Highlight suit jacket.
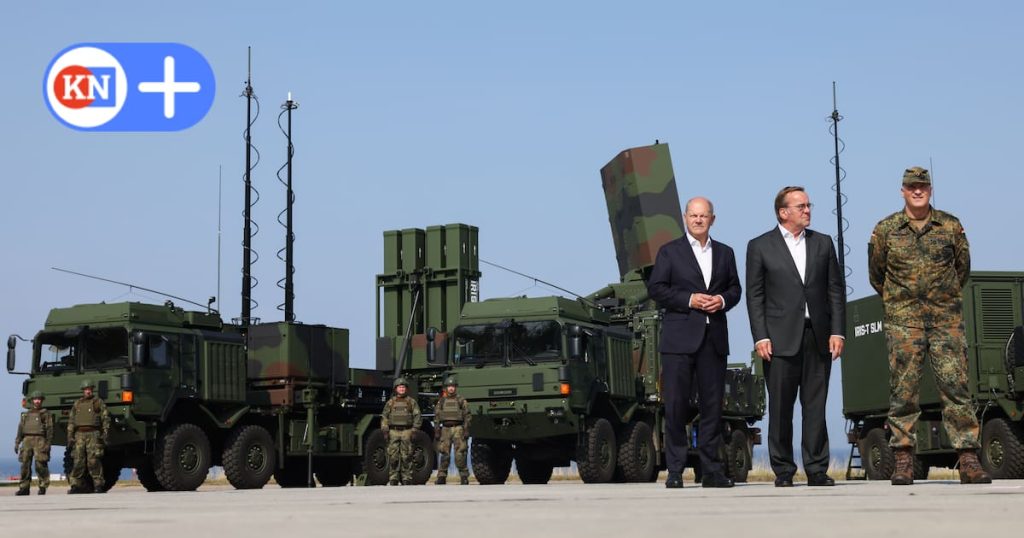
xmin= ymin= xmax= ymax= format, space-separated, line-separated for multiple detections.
xmin=745 ymin=227 xmax=846 ymax=357
xmin=647 ymin=236 xmax=742 ymax=355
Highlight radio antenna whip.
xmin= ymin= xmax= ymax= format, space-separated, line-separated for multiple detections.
xmin=240 ymin=46 xmax=262 ymax=326
xmin=481 ymin=259 xmax=599 ymax=309
xmin=277 ymin=93 xmax=299 ymax=322
xmin=52 ymin=267 xmax=216 ymax=313
xmin=829 ymin=82 xmax=852 ymax=297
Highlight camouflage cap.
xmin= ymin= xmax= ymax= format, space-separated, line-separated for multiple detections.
xmin=444 ymin=375 xmax=457 ymax=387
xmin=80 ymin=379 xmax=95 ymax=389
xmin=30 ymin=390 xmax=45 ymax=400
xmin=393 ymin=377 xmax=408 ymax=388
xmin=902 ymin=167 xmax=931 ymax=186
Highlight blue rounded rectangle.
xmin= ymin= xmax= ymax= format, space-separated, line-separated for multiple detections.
xmin=43 ymin=42 xmax=216 ymax=132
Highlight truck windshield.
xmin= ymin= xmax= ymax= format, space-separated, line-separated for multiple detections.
xmin=34 ymin=328 xmax=130 ymax=373
xmin=454 ymin=321 xmax=562 ymax=366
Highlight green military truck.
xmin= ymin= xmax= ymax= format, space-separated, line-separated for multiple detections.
xmin=5 ymin=223 xmax=481 ymax=491
xmin=440 ymin=143 xmax=766 ymax=484
xmin=842 ymin=271 xmax=1024 ymax=480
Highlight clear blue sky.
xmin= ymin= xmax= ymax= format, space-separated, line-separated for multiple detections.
xmin=2 ymin=1 xmax=1022 ymax=465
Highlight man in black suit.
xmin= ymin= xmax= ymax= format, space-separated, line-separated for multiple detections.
xmin=648 ymin=196 xmax=742 ymax=489
xmin=745 ymin=186 xmax=845 ymax=487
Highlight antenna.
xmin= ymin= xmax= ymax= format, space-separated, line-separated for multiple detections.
xmin=480 ymin=259 xmax=600 ymax=309
xmin=277 ymin=92 xmax=299 ymax=322
xmin=217 ymin=164 xmax=222 ymax=311
xmin=53 ymin=268 xmax=216 ymax=313
xmin=240 ymin=46 xmax=261 ymax=327
xmin=929 ymin=156 xmax=936 ymax=208
xmin=829 ymin=82 xmax=852 ymax=297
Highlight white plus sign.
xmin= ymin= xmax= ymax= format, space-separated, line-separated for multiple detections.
xmin=137 ymin=56 xmax=201 ymax=119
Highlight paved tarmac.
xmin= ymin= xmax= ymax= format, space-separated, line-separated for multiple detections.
xmin=2 ymin=479 xmax=1021 ymax=537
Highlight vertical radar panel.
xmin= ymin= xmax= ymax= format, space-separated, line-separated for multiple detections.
xmin=600 ymin=143 xmax=685 ymax=280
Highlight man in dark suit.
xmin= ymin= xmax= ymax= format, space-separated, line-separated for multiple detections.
xmin=745 ymin=186 xmax=845 ymax=487
xmin=648 ymin=196 xmax=742 ymax=489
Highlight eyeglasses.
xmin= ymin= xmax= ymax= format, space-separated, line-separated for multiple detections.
xmin=785 ymin=203 xmax=813 ymax=211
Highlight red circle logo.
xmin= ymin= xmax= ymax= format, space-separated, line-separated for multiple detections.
xmin=54 ymin=65 xmax=96 ymax=109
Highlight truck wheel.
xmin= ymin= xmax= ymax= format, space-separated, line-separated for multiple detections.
xmin=136 ymin=462 xmax=165 ymax=492
xmin=578 ymin=418 xmax=617 ymax=483
xmin=981 ymin=418 xmax=1024 ymax=479
xmin=316 ymin=458 xmax=353 ymax=487
xmin=223 ymin=424 xmax=276 ymax=489
xmin=273 ymin=458 xmax=311 ymax=488
xmin=407 ymin=429 xmax=436 ymax=485
xmin=516 ymin=457 xmax=553 ymax=484
xmin=617 ymin=421 xmax=655 ymax=482
xmin=471 ymin=440 xmax=512 ymax=484
xmin=153 ymin=423 xmax=211 ymax=491
xmin=859 ymin=427 xmax=894 ymax=480
xmin=362 ymin=429 xmax=389 ymax=485
xmin=913 ymin=456 xmax=930 ymax=480
xmin=63 ymin=450 xmax=120 ymax=492
xmin=726 ymin=429 xmax=751 ymax=483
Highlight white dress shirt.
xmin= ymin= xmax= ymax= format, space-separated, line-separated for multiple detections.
xmin=687 ymin=232 xmax=721 ymax=322
xmin=778 ymin=224 xmax=810 ymax=319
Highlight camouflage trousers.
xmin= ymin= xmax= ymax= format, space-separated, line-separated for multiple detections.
xmin=18 ymin=436 xmax=50 ymax=490
xmin=69 ymin=431 xmax=106 ymax=489
xmin=436 ymin=425 xmax=468 ymax=477
xmin=386 ymin=429 xmax=414 ymax=482
xmin=886 ymin=323 xmax=980 ymax=449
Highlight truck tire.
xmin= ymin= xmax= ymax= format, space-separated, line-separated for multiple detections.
xmin=362 ymin=429 xmax=389 ymax=485
xmin=136 ymin=462 xmax=165 ymax=492
xmin=578 ymin=418 xmax=617 ymax=483
xmin=63 ymin=450 xmax=120 ymax=492
xmin=153 ymin=423 xmax=211 ymax=491
xmin=981 ymin=418 xmax=1024 ymax=479
xmin=273 ymin=457 xmax=312 ymax=488
xmin=617 ymin=420 xmax=655 ymax=482
xmin=515 ymin=457 xmax=554 ymax=484
xmin=316 ymin=458 xmax=353 ymax=487
xmin=407 ymin=429 xmax=436 ymax=485
xmin=859 ymin=427 xmax=894 ymax=481
xmin=471 ymin=440 xmax=512 ymax=484
xmin=222 ymin=424 xmax=276 ymax=489
xmin=726 ymin=429 xmax=751 ymax=483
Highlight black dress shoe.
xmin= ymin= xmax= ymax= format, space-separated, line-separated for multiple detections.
xmin=774 ymin=476 xmax=794 ymax=487
xmin=807 ymin=472 xmax=835 ymax=486
xmin=701 ymin=472 xmax=734 ymax=488
xmin=664 ymin=472 xmax=683 ymax=489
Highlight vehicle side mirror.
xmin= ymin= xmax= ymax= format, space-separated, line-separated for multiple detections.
xmin=426 ymin=327 xmax=437 ymax=364
xmin=6 ymin=335 xmax=16 ymax=373
xmin=130 ymin=331 xmax=145 ymax=366
xmin=567 ymin=325 xmax=583 ymax=360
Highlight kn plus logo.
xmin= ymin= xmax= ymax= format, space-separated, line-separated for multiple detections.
xmin=44 ymin=43 xmax=215 ymax=131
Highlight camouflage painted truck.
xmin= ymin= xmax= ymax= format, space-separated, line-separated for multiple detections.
xmin=842 ymin=271 xmax=1024 ymax=480
xmin=4 ymin=223 xmax=480 ymax=491
xmin=438 ymin=143 xmax=766 ymax=484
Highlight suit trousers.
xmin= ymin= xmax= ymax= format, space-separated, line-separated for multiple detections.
xmin=662 ymin=332 xmax=727 ymax=475
xmin=764 ymin=323 xmax=831 ymax=478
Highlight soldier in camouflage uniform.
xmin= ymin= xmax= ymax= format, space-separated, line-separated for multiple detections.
xmin=433 ymin=376 xmax=471 ymax=485
xmin=868 ymin=166 xmax=991 ymax=485
xmin=67 ymin=379 xmax=111 ymax=493
xmin=380 ymin=377 xmax=421 ymax=485
xmin=15 ymin=391 xmax=54 ymax=495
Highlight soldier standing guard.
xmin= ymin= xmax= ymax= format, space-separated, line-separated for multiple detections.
xmin=380 ymin=377 xmax=421 ymax=485
xmin=868 ymin=166 xmax=991 ymax=485
xmin=67 ymin=379 xmax=111 ymax=494
xmin=434 ymin=376 xmax=471 ymax=485
xmin=15 ymin=391 xmax=54 ymax=495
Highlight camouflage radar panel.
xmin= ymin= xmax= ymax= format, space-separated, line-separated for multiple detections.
xmin=600 ymin=143 xmax=685 ymax=281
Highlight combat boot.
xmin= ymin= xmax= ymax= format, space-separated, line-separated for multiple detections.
xmin=460 ymin=476 xmax=469 ymax=485
xmin=38 ymin=487 xmax=46 ymax=495
xmin=388 ymin=479 xmax=400 ymax=486
xmin=15 ymin=488 xmax=29 ymax=496
xmin=436 ymin=474 xmax=447 ymax=485
xmin=68 ymin=486 xmax=84 ymax=494
xmin=958 ymin=450 xmax=992 ymax=484
xmin=891 ymin=447 xmax=914 ymax=485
